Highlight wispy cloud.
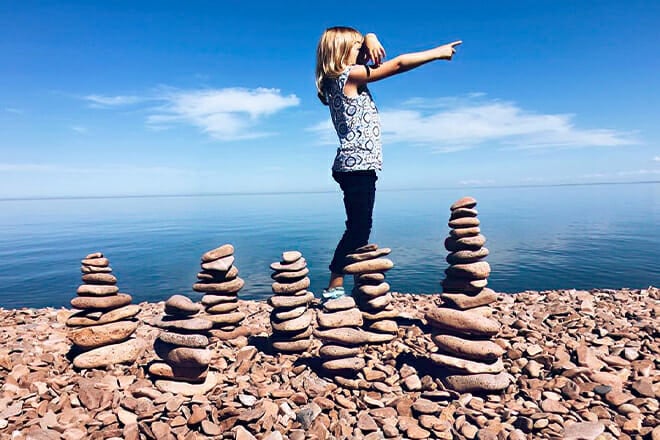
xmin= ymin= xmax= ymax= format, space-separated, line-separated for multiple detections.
xmin=147 ymin=88 xmax=300 ymax=140
xmin=653 ymin=156 xmax=660 ymax=162
xmin=71 ymin=125 xmax=87 ymax=134
xmin=309 ymin=94 xmax=638 ymax=151
xmin=4 ymin=107 xmax=24 ymax=114
xmin=84 ymin=94 xmax=143 ymax=108
xmin=83 ymin=87 xmax=300 ymax=140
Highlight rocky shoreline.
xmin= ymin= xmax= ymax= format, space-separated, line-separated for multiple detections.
xmin=0 ymin=287 xmax=658 ymax=440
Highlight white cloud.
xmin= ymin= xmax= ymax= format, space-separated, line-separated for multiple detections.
xmin=653 ymin=156 xmax=660 ymax=162
xmin=71 ymin=125 xmax=87 ymax=134
xmin=4 ymin=107 xmax=24 ymax=114
xmin=84 ymin=94 xmax=143 ymax=107
xmin=309 ymin=94 xmax=637 ymax=151
xmin=148 ymin=88 xmax=300 ymax=140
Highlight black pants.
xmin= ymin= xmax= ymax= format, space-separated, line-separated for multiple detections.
xmin=329 ymin=170 xmax=378 ymax=273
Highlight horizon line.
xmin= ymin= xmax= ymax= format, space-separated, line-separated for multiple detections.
xmin=1 ymin=179 xmax=658 ymax=203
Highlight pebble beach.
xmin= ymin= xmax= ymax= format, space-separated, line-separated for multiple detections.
xmin=1 ymin=287 xmax=658 ymax=440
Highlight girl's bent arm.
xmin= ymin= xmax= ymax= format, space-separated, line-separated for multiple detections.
xmin=349 ymin=40 xmax=462 ymax=85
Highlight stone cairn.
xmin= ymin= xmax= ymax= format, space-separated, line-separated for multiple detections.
xmin=150 ymin=295 xmax=218 ymax=396
xmin=344 ymin=243 xmax=399 ymax=343
xmin=67 ymin=252 xmax=142 ymax=369
xmin=314 ymin=295 xmax=367 ymax=379
xmin=268 ymin=251 xmax=314 ymax=353
xmin=426 ymin=196 xmax=510 ymax=393
xmin=193 ymin=244 xmax=246 ymax=340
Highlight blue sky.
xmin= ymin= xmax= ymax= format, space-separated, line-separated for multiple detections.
xmin=1 ymin=0 xmax=659 ymax=198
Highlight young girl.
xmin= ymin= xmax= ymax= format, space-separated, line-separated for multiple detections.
xmin=315 ymin=26 xmax=461 ymax=299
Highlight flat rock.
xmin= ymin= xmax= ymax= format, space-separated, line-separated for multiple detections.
xmin=158 ymin=331 xmax=209 ymax=348
xmin=81 ymin=273 xmax=117 ymax=285
xmin=433 ymin=334 xmax=504 ymax=361
xmin=344 ymin=258 xmax=394 ymax=274
xmin=152 ymin=317 xmax=213 ymax=332
xmin=271 ymin=310 xmax=313 ymax=332
xmin=73 ymin=338 xmax=143 ymax=369
xmin=322 ymin=356 xmax=365 ymax=372
xmin=201 ymin=244 xmax=234 ymax=262
xmin=67 ymin=304 xmax=141 ymax=326
xmin=362 ymin=307 xmax=400 ymax=320
xmin=365 ymin=292 xmax=392 ymax=309
xmin=563 ymin=422 xmax=605 ymax=440
xmin=206 ymin=311 xmax=246 ymax=326
xmin=81 ymin=257 xmax=109 ymax=267
xmin=445 ymin=235 xmax=487 ymax=252
xmin=85 ymin=252 xmax=103 ymax=259
xmin=448 ymin=217 xmax=480 ymax=228
xmin=449 ymin=207 xmax=478 ymax=219
xmin=206 ymin=301 xmax=239 ymax=314
xmin=426 ymin=308 xmax=500 ymax=336
xmin=197 ymin=265 xmax=239 ymax=281
xmin=193 ymin=277 xmax=244 ymax=294
xmin=270 ymin=258 xmax=307 ymax=272
xmin=364 ymin=319 xmax=398 ymax=334
xmin=317 ymin=308 xmax=363 ymax=328
xmin=272 ymin=305 xmax=307 ymax=320
xmin=273 ymin=324 xmax=313 ymax=341
xmin=346 ymin=247 xmax=391 ymax=262
xmin=272 ymin=277 xmax=310 ymax=294
xmin=201 ymin=294 xmax=238 ymax=306
xmin=155 ymin=372 xmax=219 ymax=397
xmin=323 ymin=296 xmax=356 ymax=311
xmin=281 ymin=250 xmax=302 ymax=263
xmin=451 ymin=197 xmax=477 ymax=210
xmin=76 ymin=284 xmax=120 ymax=296
xmin=271 ymin=339 xmax=312 ymax=353
xmin=269 ymin=291 xmax=314 ymax=309
xmin=271 ymin=267 xmax=309 ymax=281
xmin=355 ymin=243 xmax=378 ymax=252
xmin=165 ymin=295 xmax=201 ymax=316
xmin=148 ymin=362 xmax=207 ymax=383
xmin=357 ymin=282 xmax=390 ymax=298
xmin=81 ymin=264 xmax=113 ymax=273
xmin=357 ymin=272 xmax=386 ymax=284
xmin=430 ymin=353 xmax=504 ymax=374
xmin=313 ymin=327 xmax=368 ymax=345
xmin=445 ymin=261 xmax=491 ymax=280
xmin=71 ymin=293 xmax=132 ymax=311
xmin=444 ymin=372 xmax=511 ymax=393
xmin=69 ymin=320 xmax=138 ymax=349
xmin=201 ymin=255 xmax=235 ymax=272
xmin=154 ymin=340 xmax=211 ymax=368
xmin=449 ymin=226 xmax=481 ymax=238
xmin=319 ymin=345 xmax=360 ymax=359
xmin=441 ymin=288 xmax=498 ymax=309
xmin=442 ymin=277 xmax=488 ymax=293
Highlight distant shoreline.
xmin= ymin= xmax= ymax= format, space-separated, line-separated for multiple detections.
xmin=1 ymin=179 xmax=658 ymax=203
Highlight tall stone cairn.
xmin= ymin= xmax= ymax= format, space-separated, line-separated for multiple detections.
xmin=150 ymin=295 xmax=218 ymax=396
xmin=314 ymin=296 xmax=367 ymax=378
xmin=426 ymin=196 xmax=510 ymax=393
xmin=66 ymin=252 xmax=142 ymax=369
xmin=268 ymin=251 xmax=314 ymax=353
xmin=193 ymin=244 xmax=246 ymax=340
xmin=344 ymin=243 xmax=398 ymax=343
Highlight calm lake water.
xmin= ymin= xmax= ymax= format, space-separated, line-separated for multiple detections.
xmin=1 ymin=182 xmax=658 ymax=309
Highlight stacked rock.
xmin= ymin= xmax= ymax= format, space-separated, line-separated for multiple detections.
xmin=344 ymin=244 xmax=398 ymax=343
xmin=150 ymin=295 xmax=218 ymax=396
xmin=314 ymin=296 xmax=367 ymax=377
xmin=67 ymin=252 xmax=142 ymax=369
xmin=193 ymin=244 xmax=246 ymax=340
xmin=268 ymin=251 xmax=314 ymax=353
xmin=426 ymin=196 xmax=509 ymax=393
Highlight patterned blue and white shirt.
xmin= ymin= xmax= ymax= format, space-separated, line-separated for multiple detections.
xmin=323 ymin=65 xmax=382 ymax=172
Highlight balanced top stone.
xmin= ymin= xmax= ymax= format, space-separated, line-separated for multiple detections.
xmin=450 ymin=196 xmax=477 ymax=211
xmin=281 ymin=250 xmax=302 ymax=263
xmin=346 ymin=247 xmax=391 ymax=262
xmin=164 ymin=295 xmax=201 ymax=316
xmin=85 ymin=252 xmax=103 ymax=259
xmin=355 ymin=243 xmax=378 ymax=253
xmin=201 ymin=244 xmax=234 ymax=263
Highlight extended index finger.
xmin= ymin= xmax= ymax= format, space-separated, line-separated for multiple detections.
xmin=450 ymin=40 xmax=463 ymax=47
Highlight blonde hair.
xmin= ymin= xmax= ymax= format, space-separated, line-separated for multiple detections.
xmin=315 ymin=26 xmax=363 ymax=105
